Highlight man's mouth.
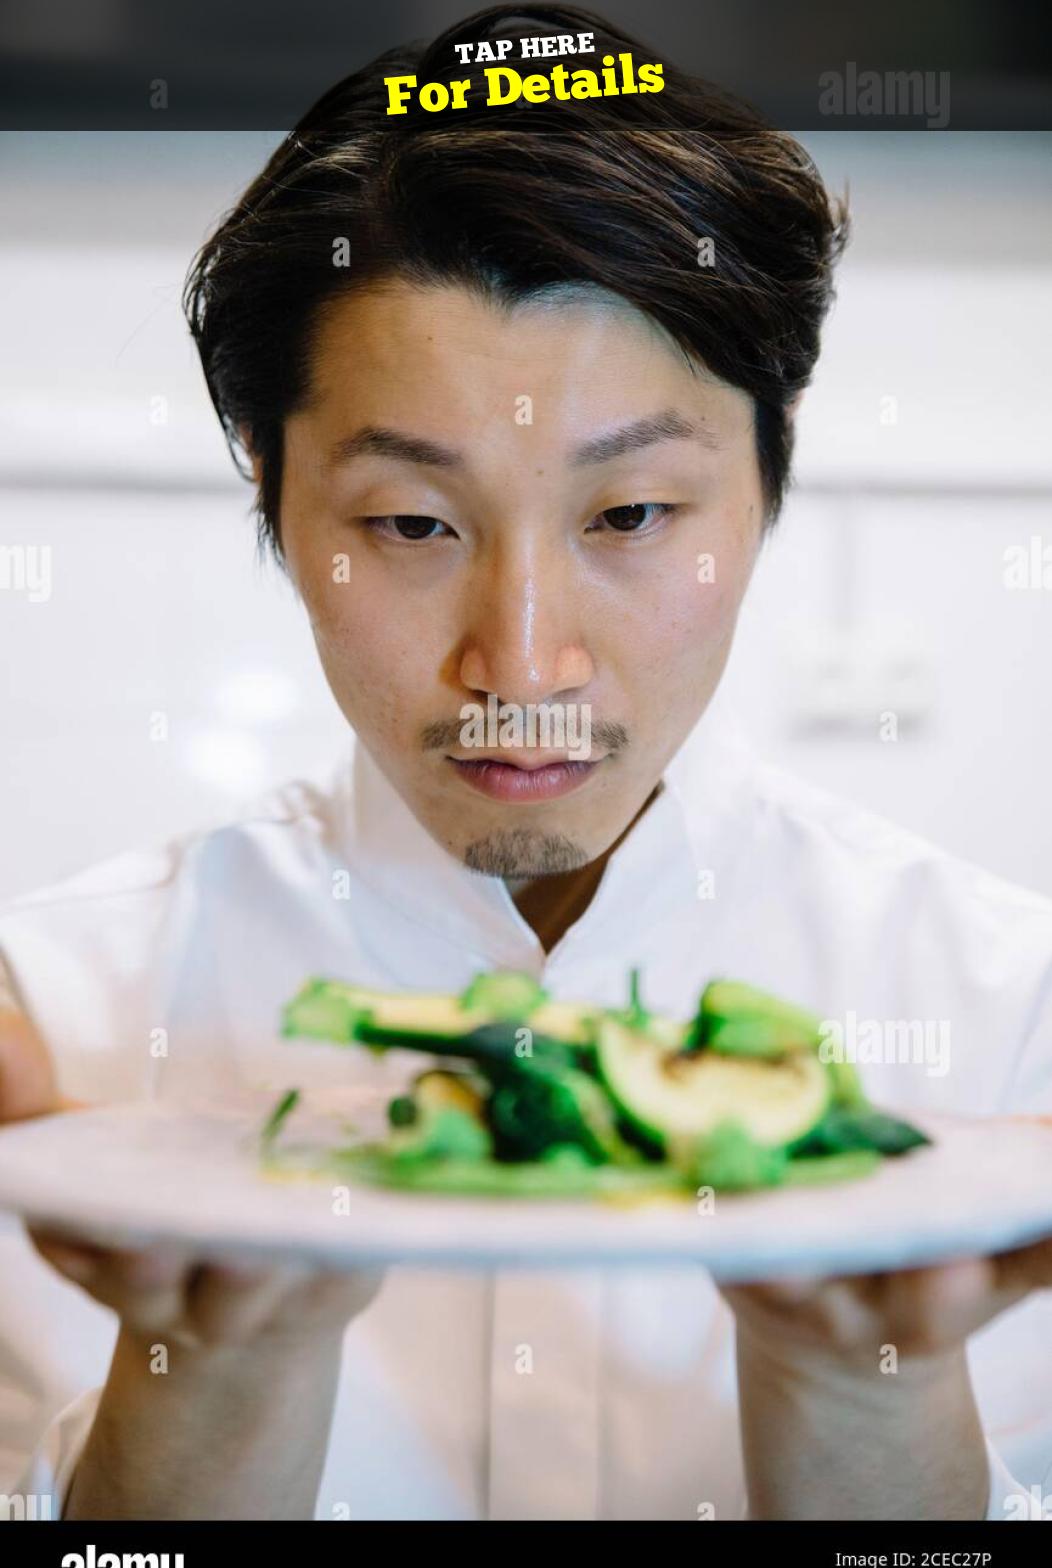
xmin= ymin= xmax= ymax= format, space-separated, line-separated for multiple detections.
xmin=445 ymin=753 xmax=603 ymax=802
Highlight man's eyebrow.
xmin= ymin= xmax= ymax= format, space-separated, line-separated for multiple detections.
xmin=571 ymin=409 xmax=720 ymax=466
xmin=325 ymin=409 xmax=719 ymax=474
xmin=325 ymin=426 xmax=463 ymax=471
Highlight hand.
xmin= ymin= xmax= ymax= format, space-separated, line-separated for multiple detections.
xmin=1 ymin=1000 xmax=384 ymax=1351
xmin=29 ymin=1231 xmax=385 ymax=1351
xmin=0 ymin=997 xmax=61 ymax=1121
xmin=719 ymin=1227 xmax=1052 ymax=1520
xmin=1 ymin=1000 xmax=384 ymax=1518
xmin=721 ymin=1234 xmax=1052 ymax=1370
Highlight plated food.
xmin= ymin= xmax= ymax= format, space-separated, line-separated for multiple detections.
xmin=265 ymin=970 xmax=930 ymax=1199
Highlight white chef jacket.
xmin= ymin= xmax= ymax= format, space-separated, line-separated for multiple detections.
xmin=2 ymin=709 xmax=1052 ymax=1522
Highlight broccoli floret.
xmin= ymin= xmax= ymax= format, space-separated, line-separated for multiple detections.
xmin=387 ymin=1069 xmax=493 ymax=1163
xmin=686 ymin=1122 xmax=789 ymax=1191
xmin=488 ymin=1069 xmax=599 ymax=1162
xmin=390 ymin=1106 xmax=493 ymax=1164
xmin=486 ymin=1065 xmax=641 ymax=1165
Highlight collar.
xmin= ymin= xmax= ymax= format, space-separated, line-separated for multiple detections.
xmin=334 ymin=702 xmax=759 ymax=972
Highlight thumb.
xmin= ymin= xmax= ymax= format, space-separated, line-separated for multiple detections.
xmin=993 ymin=1234 xmax=1052 ymax=1297
xmin=0 ymin=1005 xmax=59 ymax=1122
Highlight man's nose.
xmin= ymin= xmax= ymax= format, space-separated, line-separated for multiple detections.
xmin=458 ymin=547 xmax=593 ymax=705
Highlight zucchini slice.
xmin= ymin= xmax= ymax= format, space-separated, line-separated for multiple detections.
xmin=356 ymin=993 xmax=486 ymax=1042
xmin=282 ymin=978 xmax=484 ymax=1046
xmin=596 ymin=1016 xmax=831 ymax=1154
xmin=283 ymin=973 xmax=600 ymax=1050
xmin=280 ymin=977 xmax=378 ymax=1044
xmin=459 ymin=970 xmax=546 ymax=1018
xmin=458 ymin=972 xmax=602 ymax=1047
xmin=528 ymin=999 xmax=602 ymax=1046
xmin=685 ymin=978 xmax=823 ymax=1056
xmin=279 ymin=978 xmax=482 ymax=1041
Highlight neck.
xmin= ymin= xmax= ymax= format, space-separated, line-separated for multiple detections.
xmin=506 ymin=785 xmax=661 ymax=954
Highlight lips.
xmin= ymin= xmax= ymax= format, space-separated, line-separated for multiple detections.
xmin=449 ymin=750 xmax=593 ymax=771
xmin=447 ymin=755 xmax=602 ymax=802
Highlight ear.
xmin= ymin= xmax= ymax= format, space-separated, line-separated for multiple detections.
xmin=786 ymin=390 xmax=805 ymax=421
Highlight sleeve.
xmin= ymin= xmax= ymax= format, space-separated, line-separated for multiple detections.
xmin=12 ymin=1385 xmax=104 ymax=1519
xmin=0 ymin=950 xmax=112 ymax=1520
xmin=982 ymin=948 xmax=1052 ymax=1521
xmin=984 ymin=1435 xmax=1048 ymax=1521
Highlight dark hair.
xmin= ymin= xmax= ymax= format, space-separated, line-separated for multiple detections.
xmin=184 ymin=3 xmax=848 ymax=557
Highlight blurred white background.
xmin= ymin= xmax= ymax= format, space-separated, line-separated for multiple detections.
xmin=1 ymin=131 xmax=1050 ymax=900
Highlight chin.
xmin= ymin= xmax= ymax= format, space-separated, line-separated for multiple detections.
xmin=461 ymin=825 xmax=593 ymax=878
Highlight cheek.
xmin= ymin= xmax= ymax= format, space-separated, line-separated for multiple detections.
xmin=624 ymin=520 xmax=755 ymax=687
xmin=643 ymin=582 xmax=738 ymax=700
xmin=298 ymin=562 xmax=439 ymax=728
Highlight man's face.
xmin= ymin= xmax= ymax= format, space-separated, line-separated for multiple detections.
xmin=279 ymin=279 xmax=765 ymax=875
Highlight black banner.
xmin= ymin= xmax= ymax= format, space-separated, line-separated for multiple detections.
xmin=0 ymin=0 xmax=1051 ymax=130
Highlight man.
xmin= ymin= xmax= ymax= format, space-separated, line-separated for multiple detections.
xmin=2 ymin=3 xmax=1052 ymax=1522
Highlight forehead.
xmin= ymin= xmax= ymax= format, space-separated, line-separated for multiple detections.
xmin=300 ymin=278 xmax=752 ymax=443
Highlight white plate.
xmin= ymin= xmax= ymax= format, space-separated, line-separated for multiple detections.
xmin=0 ymin=1099 xmax=1051 ymax=1281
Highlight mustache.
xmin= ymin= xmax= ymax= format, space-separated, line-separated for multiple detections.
xmin=421 ymin=712 xmax=629 ymax=754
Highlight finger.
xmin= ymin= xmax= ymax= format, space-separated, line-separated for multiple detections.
xmin=79 ymin=1244 xmax=194 ymax=1335
xmin=30 ymin=1232 xmax=109 ymax=1285
xmin=721 ymin=1273 xmax=825 ymax=1311
xmin=992 ymin=1236 xmax=1052 ymax=1297
xmin=184 ymin=1260 xmax=312 ymax=1347
xmin=0 ymin=1007 xmax=58 ymax=1122
xmin=290 ymin=1266 xmax=389 ymax=1335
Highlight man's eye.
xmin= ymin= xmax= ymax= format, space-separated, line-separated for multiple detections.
xmin=363 ymin=515 xmax=450 ymax=542
xmin=588 ymin=502 xmax=676 ymax=534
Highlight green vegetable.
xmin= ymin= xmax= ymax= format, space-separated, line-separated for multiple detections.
xmin=261 ymin=1087 xmax=300 ymax=1146
xmin=702 ymin=1016 xmax=816 ymax=1060
xmin=687 ymin=1122 xmax=789 ymax=1191
xmin=487 ymin=1063 xmax=642 ymax=1166
xmin=685 ymin=981 xmax=871 ymax=1111
xmin=596 ymin=1016 xmax=831 ymax=1153
xmin=387 ymin=1094 xmax=417 ymax=1128
xmin=386 ymin=1070 xmax=493 ymax=1163
xmin=684 ymin=978 xmax=824 ymax=1056
xmin=459 ymin=970 xmax=547 ymax=1019
xmin=282 ymin=977 xmax=479 ymax=1046
xmin=783 ymin=1150 xmax=881 ymax=1185
xmin=390 ymin=1106 xmax=493 ymax=1164
xmin=625 ymin=967 xmax=649 ymax=1029
xmin=283 ymin=974 xmax=595 ymax=1070
xmin=272 ymin=968 xmax=933 ymax=1198
xmin=526 ymin=999 xmax=603 ymax=1047
xmin=453 ymin=1021 xmax=588 ymax=1075
xmin=280 ymin=980 xmax=376 ymax=1044
xmin=822 ymin=1055 xmax=870 ymax=1110
xmin=790 ymin=1106 xmax=931 ymax=1159
xmin=329 ymin=1147 xmax=690 ymax=1199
